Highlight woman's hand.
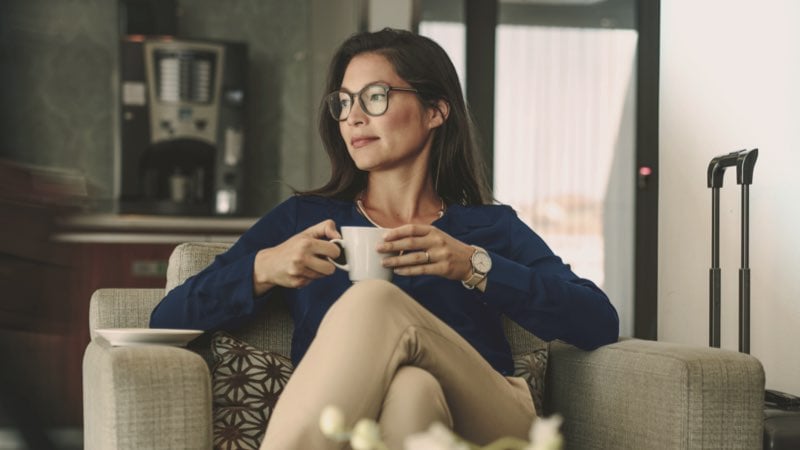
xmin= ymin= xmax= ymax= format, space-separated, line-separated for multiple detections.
xmin=378 ymin=224 xmax=474 ymax=282
xmin=253 ymin=220 xmax=342 ymax=295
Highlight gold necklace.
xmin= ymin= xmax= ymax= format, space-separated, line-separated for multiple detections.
xmin=356 ymin=194 xmax=445 ymax=229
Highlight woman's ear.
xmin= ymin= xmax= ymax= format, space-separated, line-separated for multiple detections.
xmin=428 ymin=99 xmax=450 ymax=129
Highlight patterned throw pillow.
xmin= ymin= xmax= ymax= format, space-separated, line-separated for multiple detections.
xmin=210 ymin=331 xmax=294 ymax=450
xmin=512 ymin=348 xmax=548 ymax=417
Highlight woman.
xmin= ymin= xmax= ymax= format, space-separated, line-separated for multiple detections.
xmin=150 ymin=28 xmax=619 ymax=449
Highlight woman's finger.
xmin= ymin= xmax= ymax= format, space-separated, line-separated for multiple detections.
xmin=303 ymin=219 xmax=342 ymax=240
xmin=382 ymin=250 xmax=431 ymax=268
xmin=308 ymin=239 xmax=342 ymax=260
xmin=392 ymin=260 xmax=444 ymax=277
xmin=285 ymin=259 xmax=331 ymax=285
xmin=382 ymin=224 xmax=430 ymax=241
xmin=378 ymin=235 xmax=429 ymax=253
xmin=304 ymin=253 xmax=338 ymax=276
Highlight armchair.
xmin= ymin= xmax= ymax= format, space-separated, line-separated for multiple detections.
xmin=83 ymin=242 xmax=765 ymax=449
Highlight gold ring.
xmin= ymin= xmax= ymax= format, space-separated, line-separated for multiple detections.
xmin=424 ymin=251 xmax=431 ymax=264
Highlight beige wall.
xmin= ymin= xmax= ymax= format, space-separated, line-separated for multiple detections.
xmin=659 ymin=0 xmax=800 ymax=394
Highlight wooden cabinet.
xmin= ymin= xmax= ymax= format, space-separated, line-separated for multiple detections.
xmin=0 ymin=160 xmax=86 ymax=432
xmin=1 ymin=238 xmax=179 ymax=428
xmin=2 ymin=200 xmax=254 ymax=427
xmin=0 ymin=161 xmax=259 ymax=433
xmin=73 ymin=242 xmax=175 ymax=290
xmin=14 ymin=243 xmax=170 ymax=427
xmin=48 ymin=216 xmax=254 ymax=426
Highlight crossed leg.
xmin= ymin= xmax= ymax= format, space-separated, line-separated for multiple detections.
xmin=260 ymin=280 xmax=535 ymax=449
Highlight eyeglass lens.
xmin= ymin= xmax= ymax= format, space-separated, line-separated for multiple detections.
xmin=329 ymin=85 xmax=389 ymax=120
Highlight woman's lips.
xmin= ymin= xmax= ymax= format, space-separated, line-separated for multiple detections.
xmin=350 ymin=136 xmax=378 ymax=148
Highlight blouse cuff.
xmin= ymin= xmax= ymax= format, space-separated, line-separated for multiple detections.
xmin=484 ymin=250 xmax=533 ymax=296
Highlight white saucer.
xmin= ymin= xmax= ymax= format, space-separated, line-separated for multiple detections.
xmin=96 ymin=328 xmax=204 ymax=347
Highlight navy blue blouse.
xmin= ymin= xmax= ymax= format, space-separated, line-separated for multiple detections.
xmin=150 ymin=195 xmax=619 ymax=375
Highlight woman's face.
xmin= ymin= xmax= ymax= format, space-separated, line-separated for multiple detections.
xmin=338 ymin=52 xmax=443 ymax=175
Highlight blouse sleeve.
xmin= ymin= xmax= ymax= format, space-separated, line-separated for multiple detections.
xmin=149 ymin=197 xmax=299 ymax=331
xmin=482 ymin=208 xmax=619 ymax=350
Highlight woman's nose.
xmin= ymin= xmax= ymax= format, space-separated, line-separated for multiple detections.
xmin=346 ymin=98 xmax=367 ymax=126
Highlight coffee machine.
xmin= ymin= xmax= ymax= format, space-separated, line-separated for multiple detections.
xmin=119 ymin=37 xmax=246 ymax=215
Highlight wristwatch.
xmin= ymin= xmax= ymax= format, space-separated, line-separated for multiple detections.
xmin=462 ymin=246 xmax=492 ymax=289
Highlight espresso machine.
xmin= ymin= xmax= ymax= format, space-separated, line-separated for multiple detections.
xmin=119 ymin=37 xmax=247 ymax=215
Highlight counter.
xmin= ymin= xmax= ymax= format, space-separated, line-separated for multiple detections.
xmin=54 ymin=213 xmax=259 ymax=243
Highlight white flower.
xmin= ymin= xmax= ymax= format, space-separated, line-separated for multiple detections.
xmin=319 ymin=405 xmax=347 ymax=439
xmin=404 ymin=422 xmax=469 ymax=450
xmin=525 ymin=414 xmax=563 ymax=450
xmin=351 ymin=418 xmax=383 ymax=450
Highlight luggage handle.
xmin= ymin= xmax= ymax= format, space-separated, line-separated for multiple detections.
xmin=707 ymin=148 xmax=758 ymax=352
xmin=707 ymin=148 xmax=758 ymax=188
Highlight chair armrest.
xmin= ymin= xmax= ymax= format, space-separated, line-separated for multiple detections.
xmin=82 ymin=340 xmax=212 ymax=450
xmin=89 ymin=288 xmax=165 ymax=338
xmin=545 ymin=338 xmax=764 ymax=449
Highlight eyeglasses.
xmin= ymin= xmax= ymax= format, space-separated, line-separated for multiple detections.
xmin=326 ymin=83 xmax=419 ymax=121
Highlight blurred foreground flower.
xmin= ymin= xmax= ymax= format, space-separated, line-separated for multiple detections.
xmin=319 ymin=405 xmax=347 ymax=442
xmin=526 ymin=414 xmax=563 ymax=450
xmin=351 ymin=418 xmax=385 ymax=450
xmin=403 ymin=422 xmax=470 ymax=450
xmin=320 ymin=405 xmax=388 ymax=450
xmin=320 ymin=405 xmax=563 ymax=450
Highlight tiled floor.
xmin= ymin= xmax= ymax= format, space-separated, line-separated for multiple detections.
xmin=0 ymin=429 xmax=82 ymax=450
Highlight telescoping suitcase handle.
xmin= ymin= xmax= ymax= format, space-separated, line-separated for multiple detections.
xmin=707 ymin=148 xmax=758 ymax=353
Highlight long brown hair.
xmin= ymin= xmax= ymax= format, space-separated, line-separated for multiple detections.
xmin=300 ymin=28 xmax=491 ymax=205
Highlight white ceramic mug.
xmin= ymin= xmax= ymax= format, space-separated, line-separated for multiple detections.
xmin=329 ymin=226 xmax=392 ymax=282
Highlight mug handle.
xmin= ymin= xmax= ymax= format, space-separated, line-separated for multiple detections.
xmin=328 ymin=239 xmax=348 ymax=271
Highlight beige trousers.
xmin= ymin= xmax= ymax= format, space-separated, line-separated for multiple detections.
xmin=260 ymin=280 xmax=535 ymax=450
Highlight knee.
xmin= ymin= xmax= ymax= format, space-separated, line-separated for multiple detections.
xmin=389 ymin=366 xmax=447 ymax=408
xmin=383 ymin=366 xmax=453 ymax=430
xmin=330 ymin=279 xmax=410 ymax=318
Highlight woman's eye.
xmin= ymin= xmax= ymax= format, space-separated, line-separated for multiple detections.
xmin=339 ymin=98 xmax=351 ymax=108
xmin=368 ymin=93 xmax=386 ymax=103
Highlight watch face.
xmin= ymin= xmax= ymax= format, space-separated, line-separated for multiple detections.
xmin=472 ymin=251 xmax=492 ymax=273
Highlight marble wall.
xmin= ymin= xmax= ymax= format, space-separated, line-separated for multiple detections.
xmin=0 ymin=0 xmax=117 ymax=197
xmin=0 ymin=0 xmax=315 ymax=216
xmin=177 ymin=0 xmax=312 ymax=214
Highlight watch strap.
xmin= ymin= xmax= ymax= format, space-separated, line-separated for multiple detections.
xmin=461 ymin=272 xmax=486 ymax=290
xmin=462 ymin=246 xmax=489 ymax=290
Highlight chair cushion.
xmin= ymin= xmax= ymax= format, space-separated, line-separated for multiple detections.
xmin=211 ymin=331 xmax=294 ymax=450
xmin=504 ymin=317 xmax=549 ymax=416
xmin=512 ymin=349 xmax=548 ymax=416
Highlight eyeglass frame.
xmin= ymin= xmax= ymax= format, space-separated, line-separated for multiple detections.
xmin=326 ymin=83 xmax=420 ymax=121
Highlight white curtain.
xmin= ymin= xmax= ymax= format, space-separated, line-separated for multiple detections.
xmin=494 ymin=25 xmax=638 ymax=336
xmin=420 ymin=23 xmax=638 ymax=336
